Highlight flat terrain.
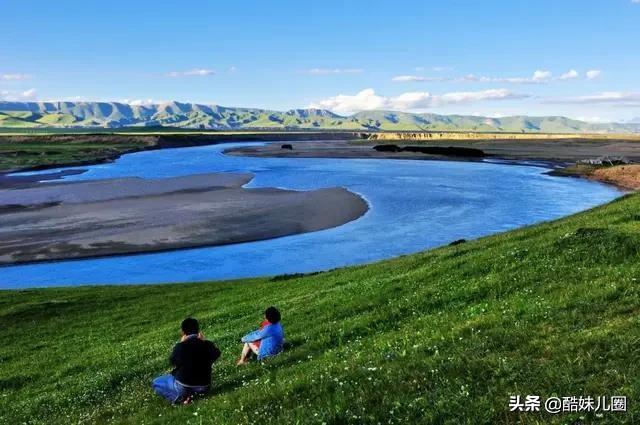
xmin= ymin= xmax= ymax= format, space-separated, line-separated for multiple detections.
xmin=0 ymin=132 xmax=360 ymax=173
xmin=0 ymin=137 xmax=153 ymax=173
xmin=1 ymin=193 xmax=638 ymax=424
xmin=227 ymin=138 xmax=640 ymax=189
xmin=0 ymin=173 xmax=368 ymax=265
xmin=226 ymin=138 xmax=640 ymax=165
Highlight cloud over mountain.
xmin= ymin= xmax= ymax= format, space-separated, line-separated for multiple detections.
xmin=308 ymin=88 xmax=529 ymax=114
xmin=546 ymin=91 xmax=640 ymax=106
xmin=0 ymin=88 xmax=37 ymax=101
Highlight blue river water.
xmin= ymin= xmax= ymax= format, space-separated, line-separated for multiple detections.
xmin=0 ymin=142 xmax=622 ymax=289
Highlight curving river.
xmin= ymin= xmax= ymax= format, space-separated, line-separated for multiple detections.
xmin=0 ymin=142 xmax=622 ymax=289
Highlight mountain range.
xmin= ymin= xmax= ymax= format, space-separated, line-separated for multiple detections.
xmin=1 ymin=101 xmax=639 ymax=134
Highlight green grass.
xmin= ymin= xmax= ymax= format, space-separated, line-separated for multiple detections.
xmin=0 ymin=112 xmax=41 ymax=128
xmin=1 ymin=194 xmax=640 ymax=424
xmin=0 ymin=140 xmax=151 ymax=172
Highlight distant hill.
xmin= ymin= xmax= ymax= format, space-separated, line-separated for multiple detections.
xmin=1 ymin=101 xmax=639 ymax=134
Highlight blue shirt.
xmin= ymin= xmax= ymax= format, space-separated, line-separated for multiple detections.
xmin=241 ymin=322 xmax=284 ymax=360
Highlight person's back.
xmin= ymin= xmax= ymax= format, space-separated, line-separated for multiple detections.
xmin=152 ymin=318 xmax=221 ymax=404
xmin=171 ymin=335 xmax=221 ymax=387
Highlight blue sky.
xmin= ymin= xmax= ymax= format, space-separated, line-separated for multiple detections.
xmin=1 ymin=0 xmax=639 ymax=121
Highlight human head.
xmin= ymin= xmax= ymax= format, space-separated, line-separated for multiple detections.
xmin=181 ymin=317 xmax=199 ymax=336
xmin=264 ymin=306 xmax=281 ymax=324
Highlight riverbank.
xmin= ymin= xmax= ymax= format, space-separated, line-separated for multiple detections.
xmin=552 ymin=163 xmax=640 ymax=191
xmin=0 ymin=173 xmax=368 ymax=265
xmin=4 ymin=133 xmax=640 ymax=190
xmin=225 ymin=138 xmax=640 ymax=190
xmin=0 ymin=132 xmax=362 ymax=174
xmin=1 ymin=191 xmax=638 ymax=424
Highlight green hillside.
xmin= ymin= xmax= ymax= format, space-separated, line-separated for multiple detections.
xmin=37 ymin=113 xmax=78 ymax=126
xmin=0 ymin=112 xmax=41 ymax=128
xmin=1 ymin=101 xmax=639 ymax=133
xmin=1 ymin=193 xmax=638 ymax=424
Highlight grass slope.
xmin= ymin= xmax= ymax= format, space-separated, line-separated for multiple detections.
xmin=1 ymin=194 xmax=639 ymax=424
xmin=0 ymin=112 xmax=41 ymax=128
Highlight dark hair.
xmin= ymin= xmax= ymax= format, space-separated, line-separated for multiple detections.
xmin=181 ymin=317 xmax=199 ymax=335
xmin=265 ymin=306 xmax=281 ymax=324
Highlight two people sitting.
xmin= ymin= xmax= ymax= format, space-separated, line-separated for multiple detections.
xmin=152 ymin=306 xmax=285 ymax=404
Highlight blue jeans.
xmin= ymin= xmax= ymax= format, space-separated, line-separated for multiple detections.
xmin=152 ymin=374 xmax=209 ymax=404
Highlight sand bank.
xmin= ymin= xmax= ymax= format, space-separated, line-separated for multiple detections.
xmin=0 ymin=173 xmax=368 ymax=265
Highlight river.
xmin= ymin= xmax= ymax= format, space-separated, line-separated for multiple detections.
xmin=0 ymin=142 xmax=622 ymax=288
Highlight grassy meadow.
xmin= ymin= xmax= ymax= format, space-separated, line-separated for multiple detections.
xmin=1 ymin=192 xmax=639 ymax=424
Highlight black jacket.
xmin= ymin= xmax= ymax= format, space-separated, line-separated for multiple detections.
xmin=170 ymin=337 xmax=221 ymax=387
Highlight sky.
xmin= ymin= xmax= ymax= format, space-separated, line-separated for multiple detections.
xmin=1 ymin=0 xmax=639 ymax=122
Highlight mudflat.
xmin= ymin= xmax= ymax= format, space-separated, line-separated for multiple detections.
xmin=225 ymin=139 xmax=640 ymax=164
xmin=0 ymin=173 xmax=368 ymax=265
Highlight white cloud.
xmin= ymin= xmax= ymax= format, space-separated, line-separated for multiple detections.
xmin=532 ymin=70 xmax=552 ymax=82
xmin=559 ymin=70 xmax=579 ymax=80
xmin=393 ymin=69 xmax=604 ymax=84
xmin=306 ymin=68 xmax=364 ymax=75
xmin=165 ymin=69 xmax=215 ymax=77
xmin=1 ymin=73 xmax=31 ymax=81
xmin=0 ymin=88 xmax=37 ymax=101
xmin=392 ymin=75 xmax=449 ymax=82
xmin=393 ymin=70 xmax=555 ymax=84
xmin=586 ymin=69 xmax=602 ymax=80
xmin=547 ymin=91 xmax=640 ymax=105
xmin=228 ymin=66 xmax=237 ymax=73
xmin=121 ymin=98 xmax=160 ymax=106
xmin=438 ymin=89 xmax=528 ymax=104
xmin=309 ymin=88 xmax=529 ymax=114
xmin=392 ymin=75 xmax=426 ymax=82
xmin=576 ymin=116 xmax=609 ymax=123
xmin=309 ymin=89 xmax=387 ymax=113
xmin=432 ymin=66 xmax=454 ymax=72
xmin=483 ymin=70 xmax=552 ymax=84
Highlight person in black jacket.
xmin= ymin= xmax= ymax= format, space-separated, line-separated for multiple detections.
xmin=152 ymin=318 xmax=221 ymax=404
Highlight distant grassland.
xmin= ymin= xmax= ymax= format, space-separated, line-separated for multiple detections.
xmin=3 ymin=130 xmax=640 ymax=174
xmin=1 ymin=193 xmax=639 ymax=424
xmin=0 ymin=132 xmax=353 ymax=172
xmin=0 ymin=138 xmax=153 ymax=173
xmin=365 ymin=131 xmax=640 ymax=142
xmin=2 ymin=126 xmax=640 ymax=139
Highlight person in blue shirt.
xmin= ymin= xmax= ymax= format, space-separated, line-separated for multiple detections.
xmin=236 ymin=306 xmax=285 ymax=365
